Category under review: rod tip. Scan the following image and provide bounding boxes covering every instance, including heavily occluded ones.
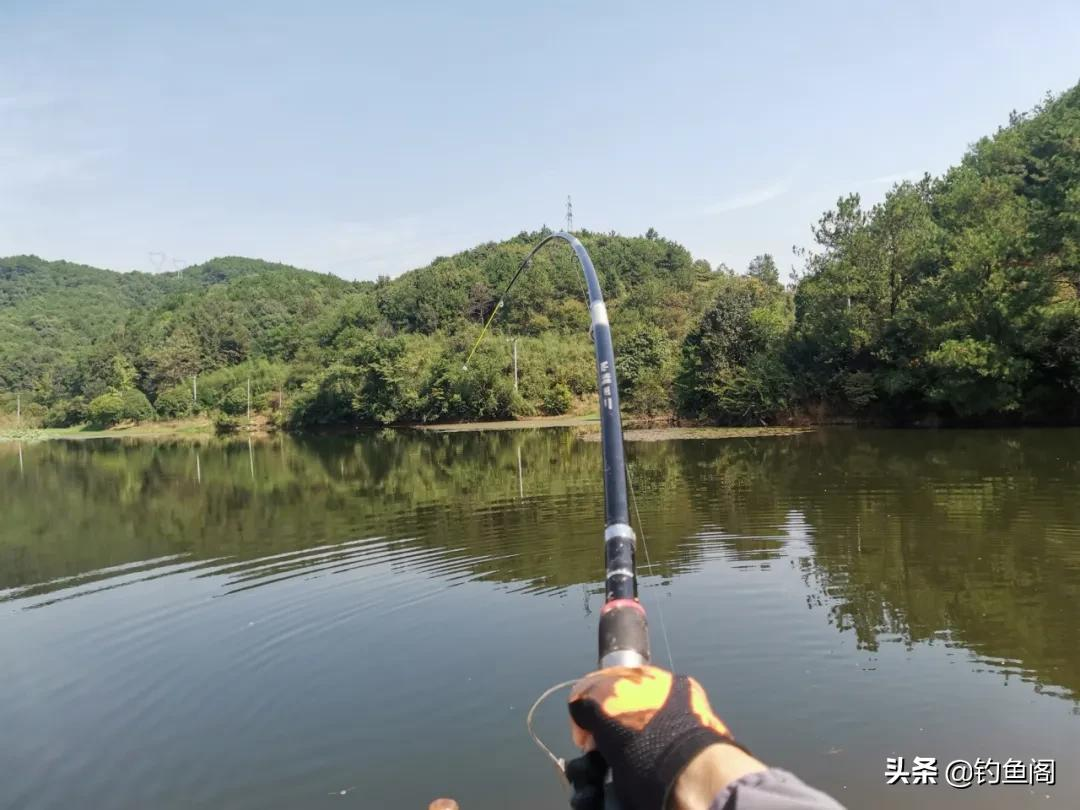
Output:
[462,365,468,371]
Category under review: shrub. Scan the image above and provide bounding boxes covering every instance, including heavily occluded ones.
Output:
[219,384,250,416]
[213,412,241,434]
[542,383,573,415]
[87,389,155,427]
[44,397,88,428]
[87,392,125,428]
[842,371,877,411]
[120,389,156,421]
[154,385,194,418]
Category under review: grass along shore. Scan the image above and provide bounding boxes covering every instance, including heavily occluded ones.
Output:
[0,418,215,443]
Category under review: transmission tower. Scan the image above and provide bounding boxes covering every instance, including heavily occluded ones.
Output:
[566,195,573,232]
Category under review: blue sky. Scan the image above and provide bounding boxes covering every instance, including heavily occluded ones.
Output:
[2,0,1078,280]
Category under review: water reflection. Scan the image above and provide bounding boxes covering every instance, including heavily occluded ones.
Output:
[2,428,1079,702]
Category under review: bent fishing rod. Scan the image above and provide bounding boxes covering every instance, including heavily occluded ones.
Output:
[464,231,651,670]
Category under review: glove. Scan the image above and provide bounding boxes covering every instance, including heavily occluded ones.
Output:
[564,750,608,810]
[567,666,743,810]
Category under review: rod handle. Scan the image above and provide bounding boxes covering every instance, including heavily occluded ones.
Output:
[603,780,623,810]
[598,600,650,668]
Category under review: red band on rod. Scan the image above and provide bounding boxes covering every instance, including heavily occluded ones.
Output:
[601,598,646,616]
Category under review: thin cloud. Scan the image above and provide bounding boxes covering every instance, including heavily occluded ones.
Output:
[250,216,442,279]
[704,181,789,215]
[869,169,924,185]
[0,145,113,189]
[0,92,55,111]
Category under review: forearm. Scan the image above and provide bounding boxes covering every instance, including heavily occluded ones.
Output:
[671,744,767,810]
[671,745,845,810]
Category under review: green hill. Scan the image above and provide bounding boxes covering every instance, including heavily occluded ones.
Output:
[3,81,1080,429]
[0,256,166,393]
[0,256,357,424]
[0,232,718,427]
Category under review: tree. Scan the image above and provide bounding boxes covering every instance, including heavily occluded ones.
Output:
[678,274,793,423]
[615,323,674,414]
[141,328,201,395]
[747,254,780,286]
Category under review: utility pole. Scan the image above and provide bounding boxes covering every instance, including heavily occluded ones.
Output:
[566,195,573,232]
[246,376,252,423]
[508,337,518,391]
[16,393,21,427]
[192,374,198,407]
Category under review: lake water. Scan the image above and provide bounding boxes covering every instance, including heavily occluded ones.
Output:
[1,428,1078,809]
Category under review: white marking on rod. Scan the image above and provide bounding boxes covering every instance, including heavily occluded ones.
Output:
[590,301,609,327]
[604,523,636,541]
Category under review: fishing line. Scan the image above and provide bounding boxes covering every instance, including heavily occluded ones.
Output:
[569,250,590,322]
[462,297,505,370]
[479,232,655,803]
[462,248,537,370]
[526,679,578,790]
[462,232,594,371]
[626,463,676,672]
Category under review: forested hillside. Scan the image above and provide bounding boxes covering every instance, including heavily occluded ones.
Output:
[0,232,718,428]
[785,84,1080,423]
[2,82,1079,429]
[680,82,1080,425]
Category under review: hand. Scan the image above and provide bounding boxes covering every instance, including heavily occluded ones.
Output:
[566,666,764,810]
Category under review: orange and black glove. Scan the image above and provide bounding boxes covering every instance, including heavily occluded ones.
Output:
[566,666,743,810]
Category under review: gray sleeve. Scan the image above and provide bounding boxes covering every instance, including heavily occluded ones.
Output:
[708,768,846,810]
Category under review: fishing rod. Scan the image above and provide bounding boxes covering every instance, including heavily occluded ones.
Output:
[465,230,651,669]
[462,230,665,810]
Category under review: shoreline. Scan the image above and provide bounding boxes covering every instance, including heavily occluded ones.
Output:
[0,414,815,444]
[414,414,599,432]
[7,416,1079,446]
